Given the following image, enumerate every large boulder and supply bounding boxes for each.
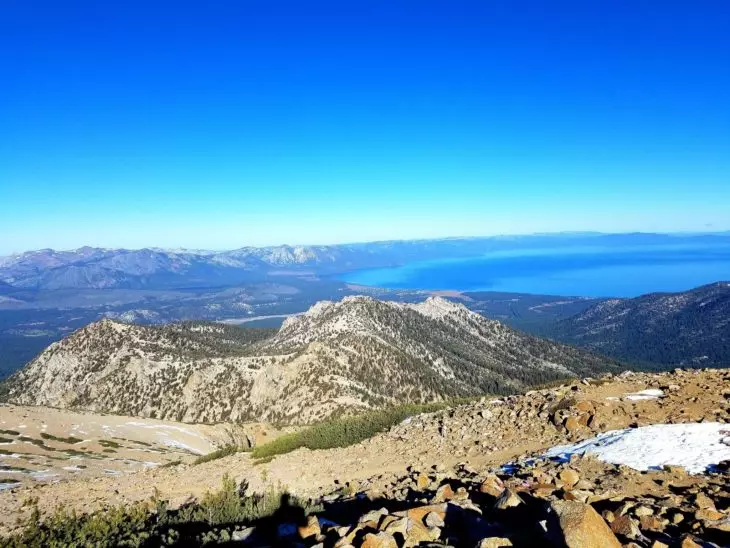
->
[549,500,622,548]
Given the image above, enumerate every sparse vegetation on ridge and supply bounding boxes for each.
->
[193,444,249,465]
[251,401,450,459]
[1,475,319,547]
[39,433,83,444]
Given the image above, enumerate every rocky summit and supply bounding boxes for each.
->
[0,296,617,424]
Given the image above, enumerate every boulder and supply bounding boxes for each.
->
[610,514,641,539]
[361,532,398,548]
[494,488,523,510]
[680,536,702,548]
[564,416,582,433]
[479,474,505,497]
[549,500,621,548]
[694,492,715,510]
[559,468,580,488]
[432,483,455,502]
[695,507,724,521]
[297,515,321,540]
[394,503,447,523]
[476,538,513,548]
[359,507,389,525]
[424,511,445,528]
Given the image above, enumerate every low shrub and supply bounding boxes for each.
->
[39,433,84,444]
[193,444,249,465]
[98,439,121,449]
[2,475,318,547]
[252,401,448,459]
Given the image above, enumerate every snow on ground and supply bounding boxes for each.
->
[624,388,664,401]
[545,422,730,474]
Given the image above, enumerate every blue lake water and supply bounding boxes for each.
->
[341,243,730,297]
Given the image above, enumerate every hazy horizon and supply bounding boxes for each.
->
[2,229,730,257]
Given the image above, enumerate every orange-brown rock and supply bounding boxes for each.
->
[550,500,621,548]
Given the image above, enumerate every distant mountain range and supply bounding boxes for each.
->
[2,232,727,290]
[549,282,730,367]
[0,297,619,424]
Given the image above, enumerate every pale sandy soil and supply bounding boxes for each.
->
[0,404,281,514]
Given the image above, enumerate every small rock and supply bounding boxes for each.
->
[634,505,653,517]
[297,515,321,540]
[424,511,445,528]
[610,515,640,539]
[382,516,409,535]
[494,488,523,509]
[695,507,724,521]
[231,527,255,542]
[416,473,430,490]
[576,401,594,413]
[432,483,455,502]
[479,474,505,497]
[476,538,513,548]
[559,468,580,488]
[359,507,389,525]
[564,416,582,432]
[680,536,702,548]
[694,492,715,510]
[395,503,447,523]
[704,514,730,533]
[639,515,664,532]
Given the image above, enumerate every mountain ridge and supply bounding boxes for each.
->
[549,281,730,366]
[0,296,620,424]
[3,232,727,290]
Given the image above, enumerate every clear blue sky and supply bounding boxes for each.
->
[1,1,729,254]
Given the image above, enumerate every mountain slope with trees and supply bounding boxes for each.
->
[0,297,619,424]
[548,282,730,366]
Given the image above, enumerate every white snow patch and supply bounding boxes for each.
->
[30,470,60,481]
[0,482,20,491]
[625,388,664,401]
[545,422,730,474]
[159,438,202,454]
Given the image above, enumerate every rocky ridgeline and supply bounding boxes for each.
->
[176,368,730,547]
[0,296,618,424]
[193,453,730,547]
[361,367,730,474]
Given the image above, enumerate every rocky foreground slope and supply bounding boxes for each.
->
[2,367,730,546]
[0,297,617,424]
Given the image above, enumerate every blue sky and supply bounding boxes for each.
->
[1,1,729,254]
